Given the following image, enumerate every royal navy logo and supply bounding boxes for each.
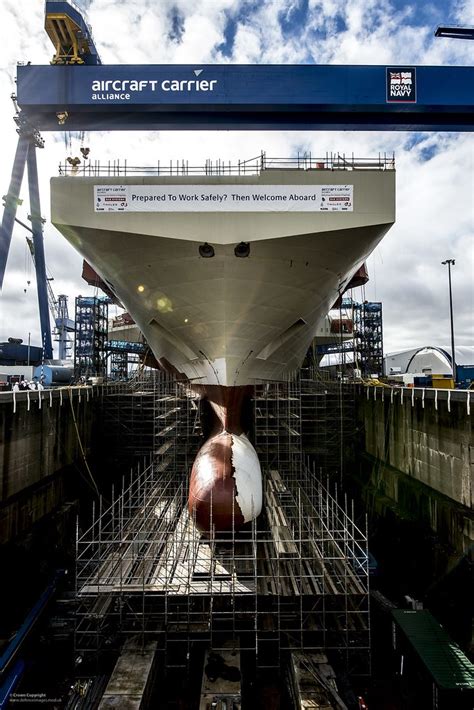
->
[386,67,416,103]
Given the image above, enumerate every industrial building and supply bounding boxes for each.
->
[385,346,474,388]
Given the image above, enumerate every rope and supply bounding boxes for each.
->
[68,387,100,497]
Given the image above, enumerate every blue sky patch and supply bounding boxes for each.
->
[168,7,185,44]
[307,13,348,45]
[418,143,440,161]
[404,133,426,150]
[333,13,348,33]
[403,133,442,162]
[217,0,263,57]
[218,14,238,58]
[389,0,453,26]
[278,0,310,39]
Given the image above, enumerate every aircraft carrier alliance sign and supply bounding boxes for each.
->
[16,64,473,131]
[94,184,353,213]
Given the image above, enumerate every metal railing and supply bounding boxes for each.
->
[58,151,396,177]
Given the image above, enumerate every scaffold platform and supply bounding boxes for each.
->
[75,373,370,675]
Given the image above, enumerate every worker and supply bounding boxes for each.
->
[28,380,37,390]
[12,382,20,392]
[37,380,44,391]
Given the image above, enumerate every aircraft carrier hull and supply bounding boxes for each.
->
[51,167,395,530]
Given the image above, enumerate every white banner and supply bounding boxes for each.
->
[94,184,353,212]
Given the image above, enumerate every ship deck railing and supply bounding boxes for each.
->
[58,152,396,177]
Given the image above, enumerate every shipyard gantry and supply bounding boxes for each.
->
[0,2,473,707]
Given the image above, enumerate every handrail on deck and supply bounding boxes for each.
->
[58,151,396,177]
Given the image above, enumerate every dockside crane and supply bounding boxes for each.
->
[25,235,74,360]
[0,118,53,359]
[0,1,99,361]
[14,213,75,361]
[44,0,101,65]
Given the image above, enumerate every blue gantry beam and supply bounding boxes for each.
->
[15,64,474,132]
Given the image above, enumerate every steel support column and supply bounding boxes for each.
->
[27,145,53,359]
[0,134,29,288]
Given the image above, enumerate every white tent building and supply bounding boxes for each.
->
[384,346,474,377]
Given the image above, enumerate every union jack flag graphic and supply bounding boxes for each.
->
[386,67,416,102]
[390,71,412,85]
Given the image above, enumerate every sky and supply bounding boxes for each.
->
[0,0,472,357]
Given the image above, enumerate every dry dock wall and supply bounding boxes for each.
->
[357,386,473,557]
[0,387,97,544]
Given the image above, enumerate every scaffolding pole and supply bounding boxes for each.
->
[75,372,370,677]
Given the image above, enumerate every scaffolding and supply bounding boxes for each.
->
[101,371,202,467]
[74,296,109,379]
[300,369,358,482]
[107,339,148,381]
[76,373,370,678]
[353,301,384,378]
[253,376,302,476]
[55,294,75,360]
[59,152,396,178]
[109,350,128,380]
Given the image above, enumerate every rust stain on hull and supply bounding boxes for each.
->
[189,432,245,532]
[192,384,253,434]
[188,385,261,533]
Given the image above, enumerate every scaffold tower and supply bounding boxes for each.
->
[110,350,128,380]
[300,368,358,483]
[74,296,109,379]
[353,301,383,378]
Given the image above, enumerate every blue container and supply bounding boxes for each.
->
[457,366,474,389]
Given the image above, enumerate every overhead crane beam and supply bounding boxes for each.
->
[16,64,474,132]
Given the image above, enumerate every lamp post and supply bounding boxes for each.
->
[434,26,474,40]
[441,259,456,384]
